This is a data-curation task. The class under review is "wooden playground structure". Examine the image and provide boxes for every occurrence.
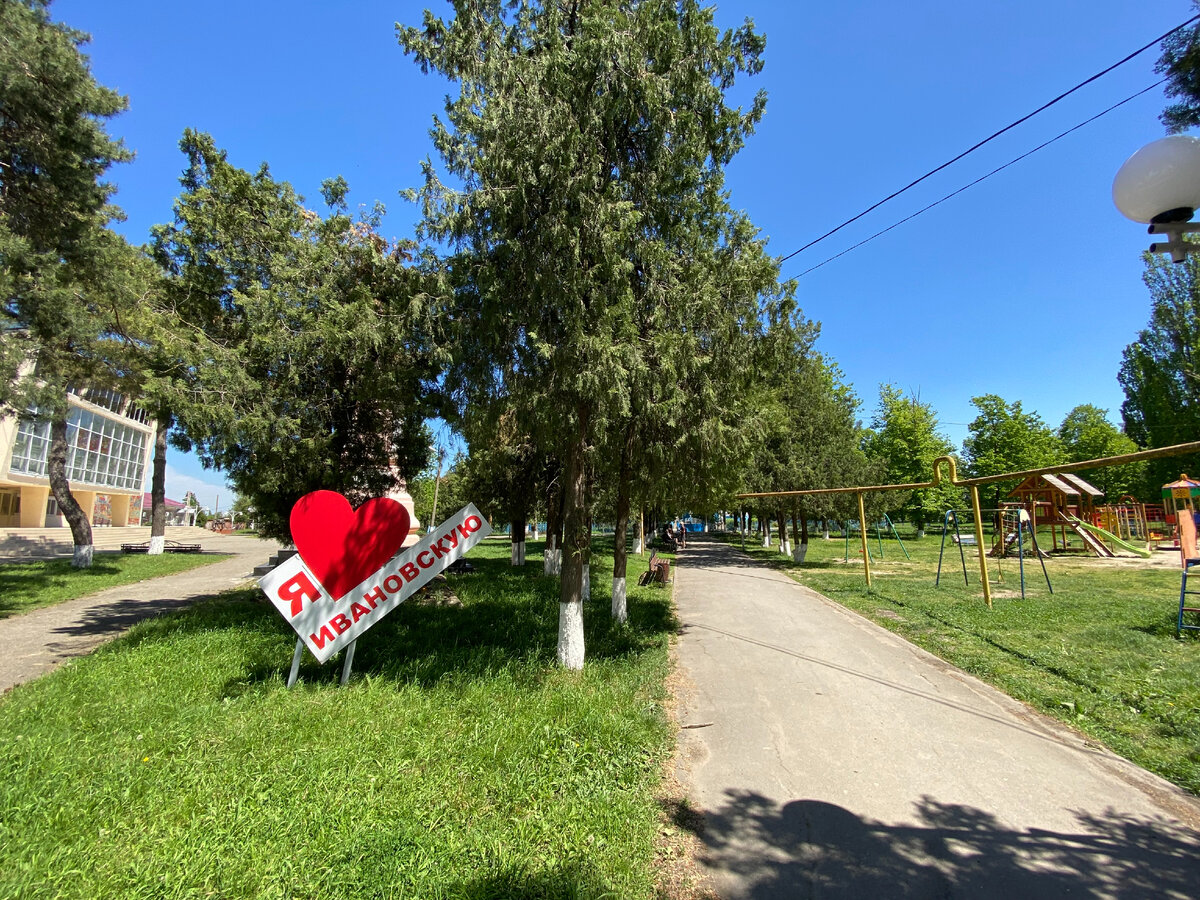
[1001,473,1152,559]
[1006,472,1108,554]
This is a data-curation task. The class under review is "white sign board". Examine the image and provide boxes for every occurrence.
[260,503,491,664]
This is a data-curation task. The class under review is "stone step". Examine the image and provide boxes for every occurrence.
[253,548,297,577]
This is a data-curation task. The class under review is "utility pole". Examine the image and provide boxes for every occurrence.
[428,445,446,532]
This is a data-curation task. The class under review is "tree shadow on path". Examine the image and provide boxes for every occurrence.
[683,789,1200,899]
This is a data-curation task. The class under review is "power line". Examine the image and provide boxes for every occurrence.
[779,15,1200,265]
[794,80,1167,279]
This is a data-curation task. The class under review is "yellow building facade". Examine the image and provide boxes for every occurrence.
[0,385,156,529]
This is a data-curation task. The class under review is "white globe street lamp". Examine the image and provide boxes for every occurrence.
[1113,135,1200,262]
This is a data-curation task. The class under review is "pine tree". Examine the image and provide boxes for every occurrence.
[148,132,442,541]
[0,0,136,566]
[401,0,772,666]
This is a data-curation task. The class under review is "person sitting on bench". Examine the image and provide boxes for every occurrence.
[661,525,679,552]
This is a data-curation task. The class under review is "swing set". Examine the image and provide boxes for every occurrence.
[843,513,911,562]
[936,507,1052,599]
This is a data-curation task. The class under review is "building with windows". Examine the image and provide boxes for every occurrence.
[0,384,156,529]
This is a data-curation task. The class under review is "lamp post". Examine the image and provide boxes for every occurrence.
[1113,134,1200,261]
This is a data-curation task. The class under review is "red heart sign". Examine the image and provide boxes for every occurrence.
[290,491,412,601]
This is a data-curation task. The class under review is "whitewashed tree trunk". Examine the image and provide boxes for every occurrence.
[793,541,808,564]
[544,535,557,575]
[557,601,585,670]
[73,544,94,568]
[581,564,590,601]
[916,527,926,539]
[511,540,526,566]
[781,538,791,556]
[557,408,589,670]
[532,522,539,539]
[612,576,627,623]
[148,414,170,555]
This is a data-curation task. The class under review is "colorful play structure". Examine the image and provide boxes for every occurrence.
[1165,475,1200,563]
[1168,476,1200,635]
[1001,472,1152,559]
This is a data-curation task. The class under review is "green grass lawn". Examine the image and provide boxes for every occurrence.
[712,527,1200,794]
[0,552,232,620]
[0,536,676,899]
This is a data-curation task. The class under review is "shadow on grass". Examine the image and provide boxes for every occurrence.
[448,863,612,900]
[0,552,233,623]
[1135,615,1200,640]
[113,550,678,694]
[688,788,1200,899]
[0,558,126,617]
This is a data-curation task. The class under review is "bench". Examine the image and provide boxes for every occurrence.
[639,549,671,586]
[121,540,203,554]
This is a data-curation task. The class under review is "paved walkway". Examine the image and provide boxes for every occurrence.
[0,533,280,694]
[673,537,1200,899]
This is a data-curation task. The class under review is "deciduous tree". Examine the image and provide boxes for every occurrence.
[963,395,1065,508]
[1057,404,1145,500]
[1118,249,1200,494]
[863,385,960,536]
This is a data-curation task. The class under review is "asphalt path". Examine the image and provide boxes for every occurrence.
[0,534,280,694]
[673,536,1200,899]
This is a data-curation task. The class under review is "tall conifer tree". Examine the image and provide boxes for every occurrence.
[401,0,774,667]
[0,0,135,566]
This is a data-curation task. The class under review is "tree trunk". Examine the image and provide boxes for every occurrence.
[48,413,93,567]
[557,404,590,669]
[611,421,634,623]
[148,412,171,555]
[544,473,563,575]
[796,505,810,564]
[581,473,592,601]
[510,515,526,566]
[777,509,789,555]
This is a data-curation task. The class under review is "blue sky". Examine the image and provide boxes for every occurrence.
[54,1,1195,509]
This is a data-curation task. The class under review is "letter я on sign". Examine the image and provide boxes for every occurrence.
[259,494,491,664]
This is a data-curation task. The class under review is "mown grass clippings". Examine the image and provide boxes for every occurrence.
[0,535,676,899]
[710,529,1200,795]
[0,553,232,620]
